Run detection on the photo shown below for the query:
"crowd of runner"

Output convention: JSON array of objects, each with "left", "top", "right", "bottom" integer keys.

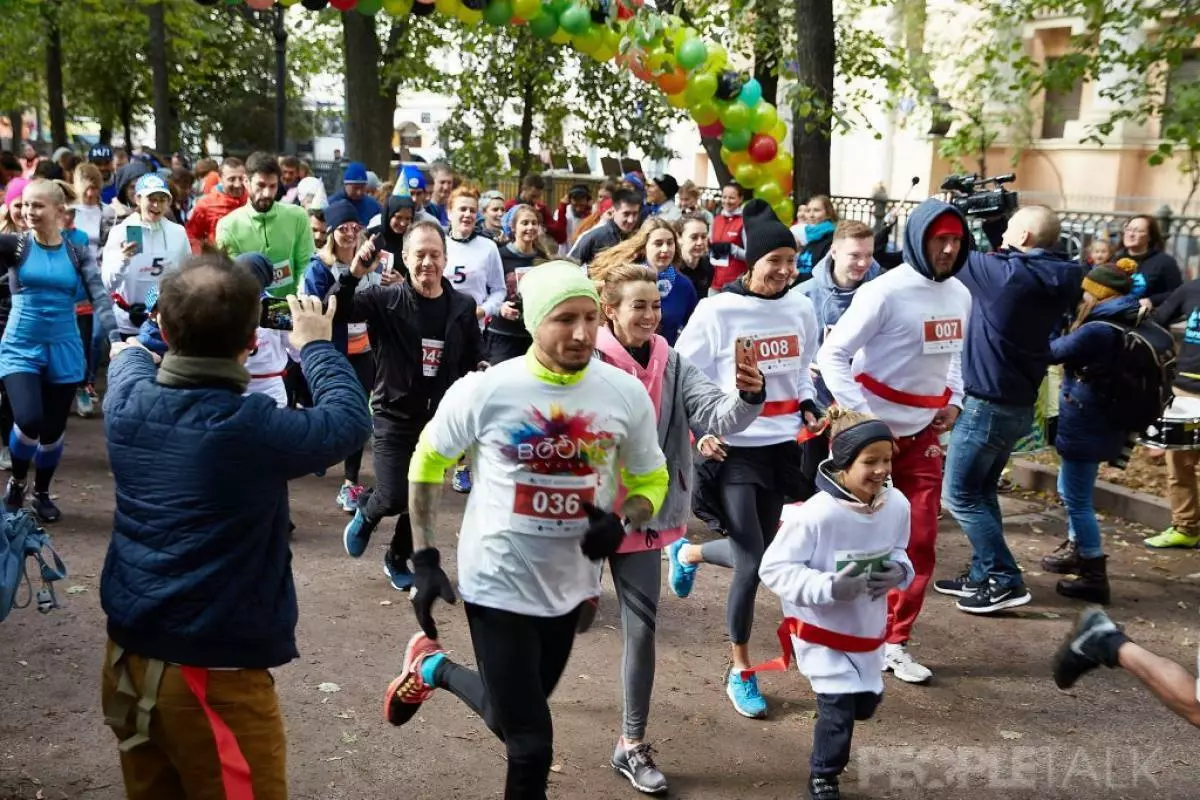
[{"left": 3, "top": 141, "right": 1200, "bottom": 800}]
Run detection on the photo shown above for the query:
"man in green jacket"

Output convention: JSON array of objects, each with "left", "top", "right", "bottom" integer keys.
[{"left": 216, "top": 151, "right": 314, "bottom": 298}]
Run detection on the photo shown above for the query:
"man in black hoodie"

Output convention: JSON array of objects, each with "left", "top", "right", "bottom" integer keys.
[
  {"left": 936, "top": 205, "right": 1082, "bottom": 615},
  {"left": 567, "top": 188, "right": 642, "bottom": 265},
  {"left": 335, "top": 221, "right": 482, "bottom": 590}
]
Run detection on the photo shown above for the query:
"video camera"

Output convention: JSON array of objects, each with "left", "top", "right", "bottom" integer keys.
[{"left": 940, "top": 173, "right": 1019, "bottom": 219}]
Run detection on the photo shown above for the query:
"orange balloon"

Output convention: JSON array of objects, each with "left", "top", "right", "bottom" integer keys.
[
  {"left": 657, "top": 66, "right": 687, "bottom": 95},
  {"left": 724, "top": 150, "right": 751, "bottom": 171}
]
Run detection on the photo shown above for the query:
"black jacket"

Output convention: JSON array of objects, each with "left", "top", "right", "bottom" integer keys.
[
  {"left": 1155, "top": 278, "right": 1200, "bottom": 394},
  {"left": 569, "top": 219, "right": 626, "bottom": 265},
  {"left": 1122, "top": 248, "right": 1182, "bottom": 306},
  {"left": 680, "top": 255, "right": 714, "bottom": 297},
  {"left": 333, "top": 274, "right": 482, "bottom": 431}
]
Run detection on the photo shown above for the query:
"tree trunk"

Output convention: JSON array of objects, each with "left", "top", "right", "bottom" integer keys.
[
  {"left": 148, "top": 2, "right": 173, "bottom": 153},
  {"left": 99, "top": 117, "right": 112, "bottom": 146},
  {"left": 273, "top": 5, "right": 288, "bottom": 153},
  {"left": 343, "top": 13, "right": 396, "bottom": 176},
  {"left": 792, "top": 0, "right": 835, "bottom": 200},
  {"left": 6, "top": 111, "right": 23, "bottom": 151},
  {"left": 120, "top": 97, "right": 134, "bottom": 150},
  {"left": 44, "top": 0, "right": 68, "bottom": 148},
  {"left": 702, "top": 137, "right": 733, "bottom": 187},
  {"left": 516, "top": 75, "right": 536, "bottom": 183},
  {"left": 752, "top": 0, "right": 781, "bottom": 107}
]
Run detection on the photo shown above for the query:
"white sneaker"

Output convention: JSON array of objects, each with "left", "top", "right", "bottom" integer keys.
[
  {"left": 0, "top": 447, "right": 11, "bottom": 471},
  {"left": 883, "top": 643, "right": 932, "bottom": 683}
]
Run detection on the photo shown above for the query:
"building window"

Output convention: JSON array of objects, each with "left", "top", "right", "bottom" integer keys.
[
  {"left": 1166, "top": 50, "right": 1200, "bottom": 109},
  {"left": 1040, "top": 57, "right": 1082, "bottom": 139},
  {"left": 420, "top": 112, "right": 432, "bottom": 124}
]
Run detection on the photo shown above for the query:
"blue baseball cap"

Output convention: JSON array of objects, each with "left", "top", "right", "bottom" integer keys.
[
  {"left": 87, "top": 144, "right": 113, "bottom": 162},
  {"left": 135, "top": 173, "right": 171, "bottom": 198},
  {"left": 396, "top": 164, "right": 426, "bottom": 193}
]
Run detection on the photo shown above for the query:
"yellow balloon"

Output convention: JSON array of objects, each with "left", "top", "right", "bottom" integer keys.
[
  {"left": 434, "top": 0, "right": 457, "bottom": 14},
  {"left": 593, "top": 45, "right": 616, "bottom": 62},
  {"left": 706, "top": 43, "right": 728, "bottom": 70},
  {"left": 725, "top": 150, "right": 751, "bottom": 171},
  {"left": 602, "top": 25, "right": 621, "bottom": 51},
  {"left": 772, "top": 198, "right": 795, "bottom": 223},
  {"left": 460, "top": 5, "right": 482, "bottom": 24},
  {"left": 279, "top": 0, "right": 300, "bottom": 6},
  {"left": 771, "top": 120, "right": 788, "bottom": 142},
  {"left": 573, "top": 28, "right": 602, "bottom": 54},
  {"left": 666, "top": 91, "right": 687, "bottom": 109},
  {"left": 646, "top": 46, "right": 670, "bottom": 73},
  {"left": 383, "top": 0, "right": 412, "bottom": 13}
]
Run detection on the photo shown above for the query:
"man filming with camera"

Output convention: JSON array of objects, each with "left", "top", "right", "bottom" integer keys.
[{"left": 935, "top": 191, "right": 1083, "bottom": 615}]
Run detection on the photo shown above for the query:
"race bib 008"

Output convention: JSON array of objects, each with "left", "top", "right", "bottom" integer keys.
[
  {"left": 511, "top": 472, "right": 597, "bottom": 537},
  {"left": 922, "top": 316, "right": 964, "bottom": 355},
  {"left": 747, "top": 331, "right": 802, "bottom": 375}
]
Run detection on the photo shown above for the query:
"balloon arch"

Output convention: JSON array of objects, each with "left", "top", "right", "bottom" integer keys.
[{"left": 222, "top": 0, "right": 796, "bottom": 221}]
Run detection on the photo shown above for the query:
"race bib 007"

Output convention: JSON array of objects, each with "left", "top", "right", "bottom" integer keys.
[
  {"left": 922, "top": 316, "right": 964, "bottom": 355},
  {"left": 511, "top": 472, "right": 597, "bottom": 537},
  {"left": 747, "top": 331, "right": 802, "bottom": 375}
]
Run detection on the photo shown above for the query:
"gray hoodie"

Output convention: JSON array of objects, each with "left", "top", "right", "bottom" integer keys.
[{"left": 796, "top": 251, "right": 883, "bottom": 348}]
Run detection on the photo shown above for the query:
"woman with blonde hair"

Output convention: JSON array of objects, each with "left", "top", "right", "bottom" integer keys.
[
  {"left": 0, "top": 178, "right": 29, "bottom": 235},
  {"left": 482, "top": 204, "right": 547, "bottom": 364},
  {"left": 591, "top": 216, "right": 697, "bottom": 345},
  {"left": 301, "top": 199, "right": 379, "bottom": 512},
  {"left": 592, "top": 261, "right": 763, "bottom": 794}
]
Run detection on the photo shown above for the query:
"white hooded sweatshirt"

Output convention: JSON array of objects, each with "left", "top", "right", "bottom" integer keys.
[{"left": 102, "top": 212, "right": 191, "bottom": 334}]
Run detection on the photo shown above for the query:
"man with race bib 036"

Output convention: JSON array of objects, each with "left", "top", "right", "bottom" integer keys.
[
  {"left": 380, "top": 261, "right": 668, "bottom": 800},
  {"left": 816, "top": 198, "right": 972, "bottom": 684}
]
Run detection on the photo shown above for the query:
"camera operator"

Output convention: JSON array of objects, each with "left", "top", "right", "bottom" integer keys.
[
  {"left": 936, "top": 204, "right": 1083, "bottom": 614},
  {"left": 100, "top": 253, "right": 372, "bottom": 798}
]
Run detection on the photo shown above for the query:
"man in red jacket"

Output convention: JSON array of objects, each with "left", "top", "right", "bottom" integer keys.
[{"left": 186, "top": 157, "right": 248, "bottom": 248}]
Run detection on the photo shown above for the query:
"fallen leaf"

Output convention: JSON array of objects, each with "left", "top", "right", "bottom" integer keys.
[
  {"left": 1180, "top": 601, "right": 1190, "bottom": 610},
  {"left": 1041, "top": 612, "right": 1061, "bottom": 620},
  {"left": 65, "top": 585, "right": 87, "bottom": 595},
  {"left": 317, "top": 682, "right": 341, "bottom": 693},
  {"left": 549, "top": 764, "right": 563, "bottom": 773},
  {"left": 999, "top": 730, "right": 1023, "bottom": 740},
  {"left": 379, "top": 600, "right": 393, "bottom": 606},
  {"left": 341, "top": 731, "right": 358, "bottom": 744},
  {"left": 17, "top": 660, "right": 27, "bottom": 667},
  {"left": 324, "top": 756, "right": 343, "bottom": 762}
]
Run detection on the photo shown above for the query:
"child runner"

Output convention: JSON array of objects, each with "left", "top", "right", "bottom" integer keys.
[{"left": 756, "top": 406, "right": 913, "bottom": 800}]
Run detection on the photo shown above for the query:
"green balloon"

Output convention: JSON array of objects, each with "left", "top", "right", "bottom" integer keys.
[
  {"left": 530, "top": 7, "right": 558, "bottom": 37},
  {"left": 734, "top": 162, "right": 763, "bottom": 188},
  {"left": 755, "top": 180, "right": 785, "bottom": 207},
  {"left": 752, "top": 103, "right": 779, "bottom": 134},
  {"left": 683, "top": 71, "right": 717, "bottom": 105},
  {"left": 722, "top": 126, "right": 752, "bottom": 151},
  {"left": 357, "top": 0, "right": 383, "bottom": 12},
  {"left": 676, "top": 37, "right": 707, "bottom": 71},
  {"left": 485, "top": 0, "right": 513, "bottom": 25},
  {"left": 689, "top": 99, "right": 719, "bottom": 126},
  {"left": 559, "top": 2, "right": 591, "bottom": 34},
  {"left": 721, "top": 102, "right": 751, "bottom": 131}
]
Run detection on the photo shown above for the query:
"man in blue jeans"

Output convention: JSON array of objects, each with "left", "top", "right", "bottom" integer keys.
[{"left": 935, "top": 205, "right": 1082, "bottom": 614}]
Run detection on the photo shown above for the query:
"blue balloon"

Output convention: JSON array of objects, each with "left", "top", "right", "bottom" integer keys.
[{"left": 739, "top": 78, "right": 763, "bottom": 108}]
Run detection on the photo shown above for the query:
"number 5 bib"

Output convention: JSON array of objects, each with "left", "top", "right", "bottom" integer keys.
[{"left": 511, "top": 472, "right": 598, "bottom": 537}]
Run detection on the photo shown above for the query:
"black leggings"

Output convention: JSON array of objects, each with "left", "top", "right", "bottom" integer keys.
[
  {"left": 342, "top": 351, "right": 375, "bottom": 484},
  {"left": 433, "top": 603, "right": 579, "bottom": 800},
  {"left": 4, "top": 374, "right": 76, "bottom": 491},
  {"left": 811, "top": 692, "right": 882, "bottom": 777},
  {"left": 699, "top": 482, "right": 786, "bottom": 644}
]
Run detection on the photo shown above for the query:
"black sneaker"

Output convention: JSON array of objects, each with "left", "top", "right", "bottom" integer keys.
[
  {"left": 611, "top": 742, "right": 668, "bottom": 795},
  {"left": 31, "top": 491, "right": 60, "bottom": 523},
  {"left": 576, "top": 596, "right": 599, "bottom": 633},
  {"left": 1053, "top": 606, "right": 1129, "bottom": 689},
  {"left": 932, "top": 572, "right": 982, "bottom": 598},
  {"left": 808, "top": 774, "right": 840, "bottom": 800},
  {"left": 955, "top": 577, "right": 1032, "bottom": 614},
  {"left": 4, "top": 478, "right": 25, "bottom": 513}
]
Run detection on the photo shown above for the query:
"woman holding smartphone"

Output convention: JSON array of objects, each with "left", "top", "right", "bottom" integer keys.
[
  {"left": 0, "top": 179, "right": 118, "bottom": 521},
  {"left": 672, "top": 199, "right": 822, "bottom": 720},
  {"left": 302, "top": 200, "right": 388, "bottom": 513},
  {"left": 482, "top": 204, "right": 546, "bottom": 364}
]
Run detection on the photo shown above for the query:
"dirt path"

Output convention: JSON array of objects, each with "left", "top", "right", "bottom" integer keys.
[{"left": 2, "top": 418, "right": 1197, "bottom": 799}]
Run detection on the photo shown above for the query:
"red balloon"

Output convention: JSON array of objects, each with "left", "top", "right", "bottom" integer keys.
[
  {"left": 748, "top": 133, "right": 778, "bottom": 164},
  {"left": 330, "top": 0, "right": 357, "bottom": 9},
  {"left": 698, "top": 121, "right": 724, "bottom": 138}
]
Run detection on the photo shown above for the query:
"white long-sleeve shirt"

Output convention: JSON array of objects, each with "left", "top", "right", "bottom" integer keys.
[
  {"left": 101, "top": 213, "right": 191, "bottom": 334},
  {"left": 759, "top": 483, "right": 913, "bottom": 695},
  {"left": 815, "top": 264, "right": 971, "bottom": 436},
  {"left": 675, "top": 288, "right": 819, "bottom": 447},
  {"left": 445, "top": 234, "right": 506, "bottom": 319},
  {"left": 245, "top": 328, "right": 290, "bottom": 408}
]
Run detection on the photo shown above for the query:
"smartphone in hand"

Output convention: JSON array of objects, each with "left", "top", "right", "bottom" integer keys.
[
  {"left": 125, "top": 225, "right": 143, "bottom": 255},
  {"left": 735, "top": 336, "right": 758, "bottom": 372}
]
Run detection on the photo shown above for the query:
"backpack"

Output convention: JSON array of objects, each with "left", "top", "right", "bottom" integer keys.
[
  {"left": 8, "top": 231, "right": 86, "bottom": 294},
  {"left": 1083, "top": 316, "right": 1177, "bottom": 432},
  {"left": 0, "top": 510, "right": 67, "bottom": 623}
]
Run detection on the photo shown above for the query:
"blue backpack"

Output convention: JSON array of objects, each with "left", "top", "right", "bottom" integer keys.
[{"left": 0, "top": 510, "right": 67, "bottom": 622}]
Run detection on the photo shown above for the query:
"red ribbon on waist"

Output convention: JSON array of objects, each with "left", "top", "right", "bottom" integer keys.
[
  {"left": 855, "top": 373, "right": 951, "bottom": 409},
  {"left": 740, "top": 617, "right": 886, "bottom": 679},
  {"left": 762, "top": 398, "right": 801, "bottom": 418},
  {"left": 250, "top": 370, "right": 288, "bottom": 380}
]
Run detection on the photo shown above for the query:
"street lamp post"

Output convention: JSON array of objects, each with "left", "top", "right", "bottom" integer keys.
[{"left": 274, "top": 4, "right": 288, "bottom": 153}]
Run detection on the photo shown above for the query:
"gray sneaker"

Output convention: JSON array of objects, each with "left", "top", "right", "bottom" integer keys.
[{"left": 611, "top": 741, "right": 668, "bottom": 795}]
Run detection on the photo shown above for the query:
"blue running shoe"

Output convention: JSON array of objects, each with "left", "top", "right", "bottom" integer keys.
[
  {"left": 667, "top": 538, "right": 697, "bottom": 598},
  {"left": 343, "top": 508, "right": 377, "bottom": 558},
  {"left": 384, "top": 551, "right": 414, "bottom": 591},
  {"left": 451, "top": 465, "right": 472, "bottom": 494},
  {"left": 726, "top": 667, "right": 768, "bottom": 719}
]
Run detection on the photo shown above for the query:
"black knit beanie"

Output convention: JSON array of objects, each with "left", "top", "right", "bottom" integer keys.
[{"left": 742, "top": 198, "right": 796, "bottom": 270}]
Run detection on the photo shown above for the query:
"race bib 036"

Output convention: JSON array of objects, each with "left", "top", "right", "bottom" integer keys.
[{"left": 511, "top": 472, "right": 597, "bottom": 537}]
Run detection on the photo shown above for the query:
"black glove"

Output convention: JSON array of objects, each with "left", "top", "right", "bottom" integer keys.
[
  {"left": 410, "top": 547, "right": 457, "bottom": 640},
  {"left": 580, "top": 502, "right": 626, "bottom": 561},
  {"left": 710, "top": 241, "right": 732, "bottom": 259}
]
